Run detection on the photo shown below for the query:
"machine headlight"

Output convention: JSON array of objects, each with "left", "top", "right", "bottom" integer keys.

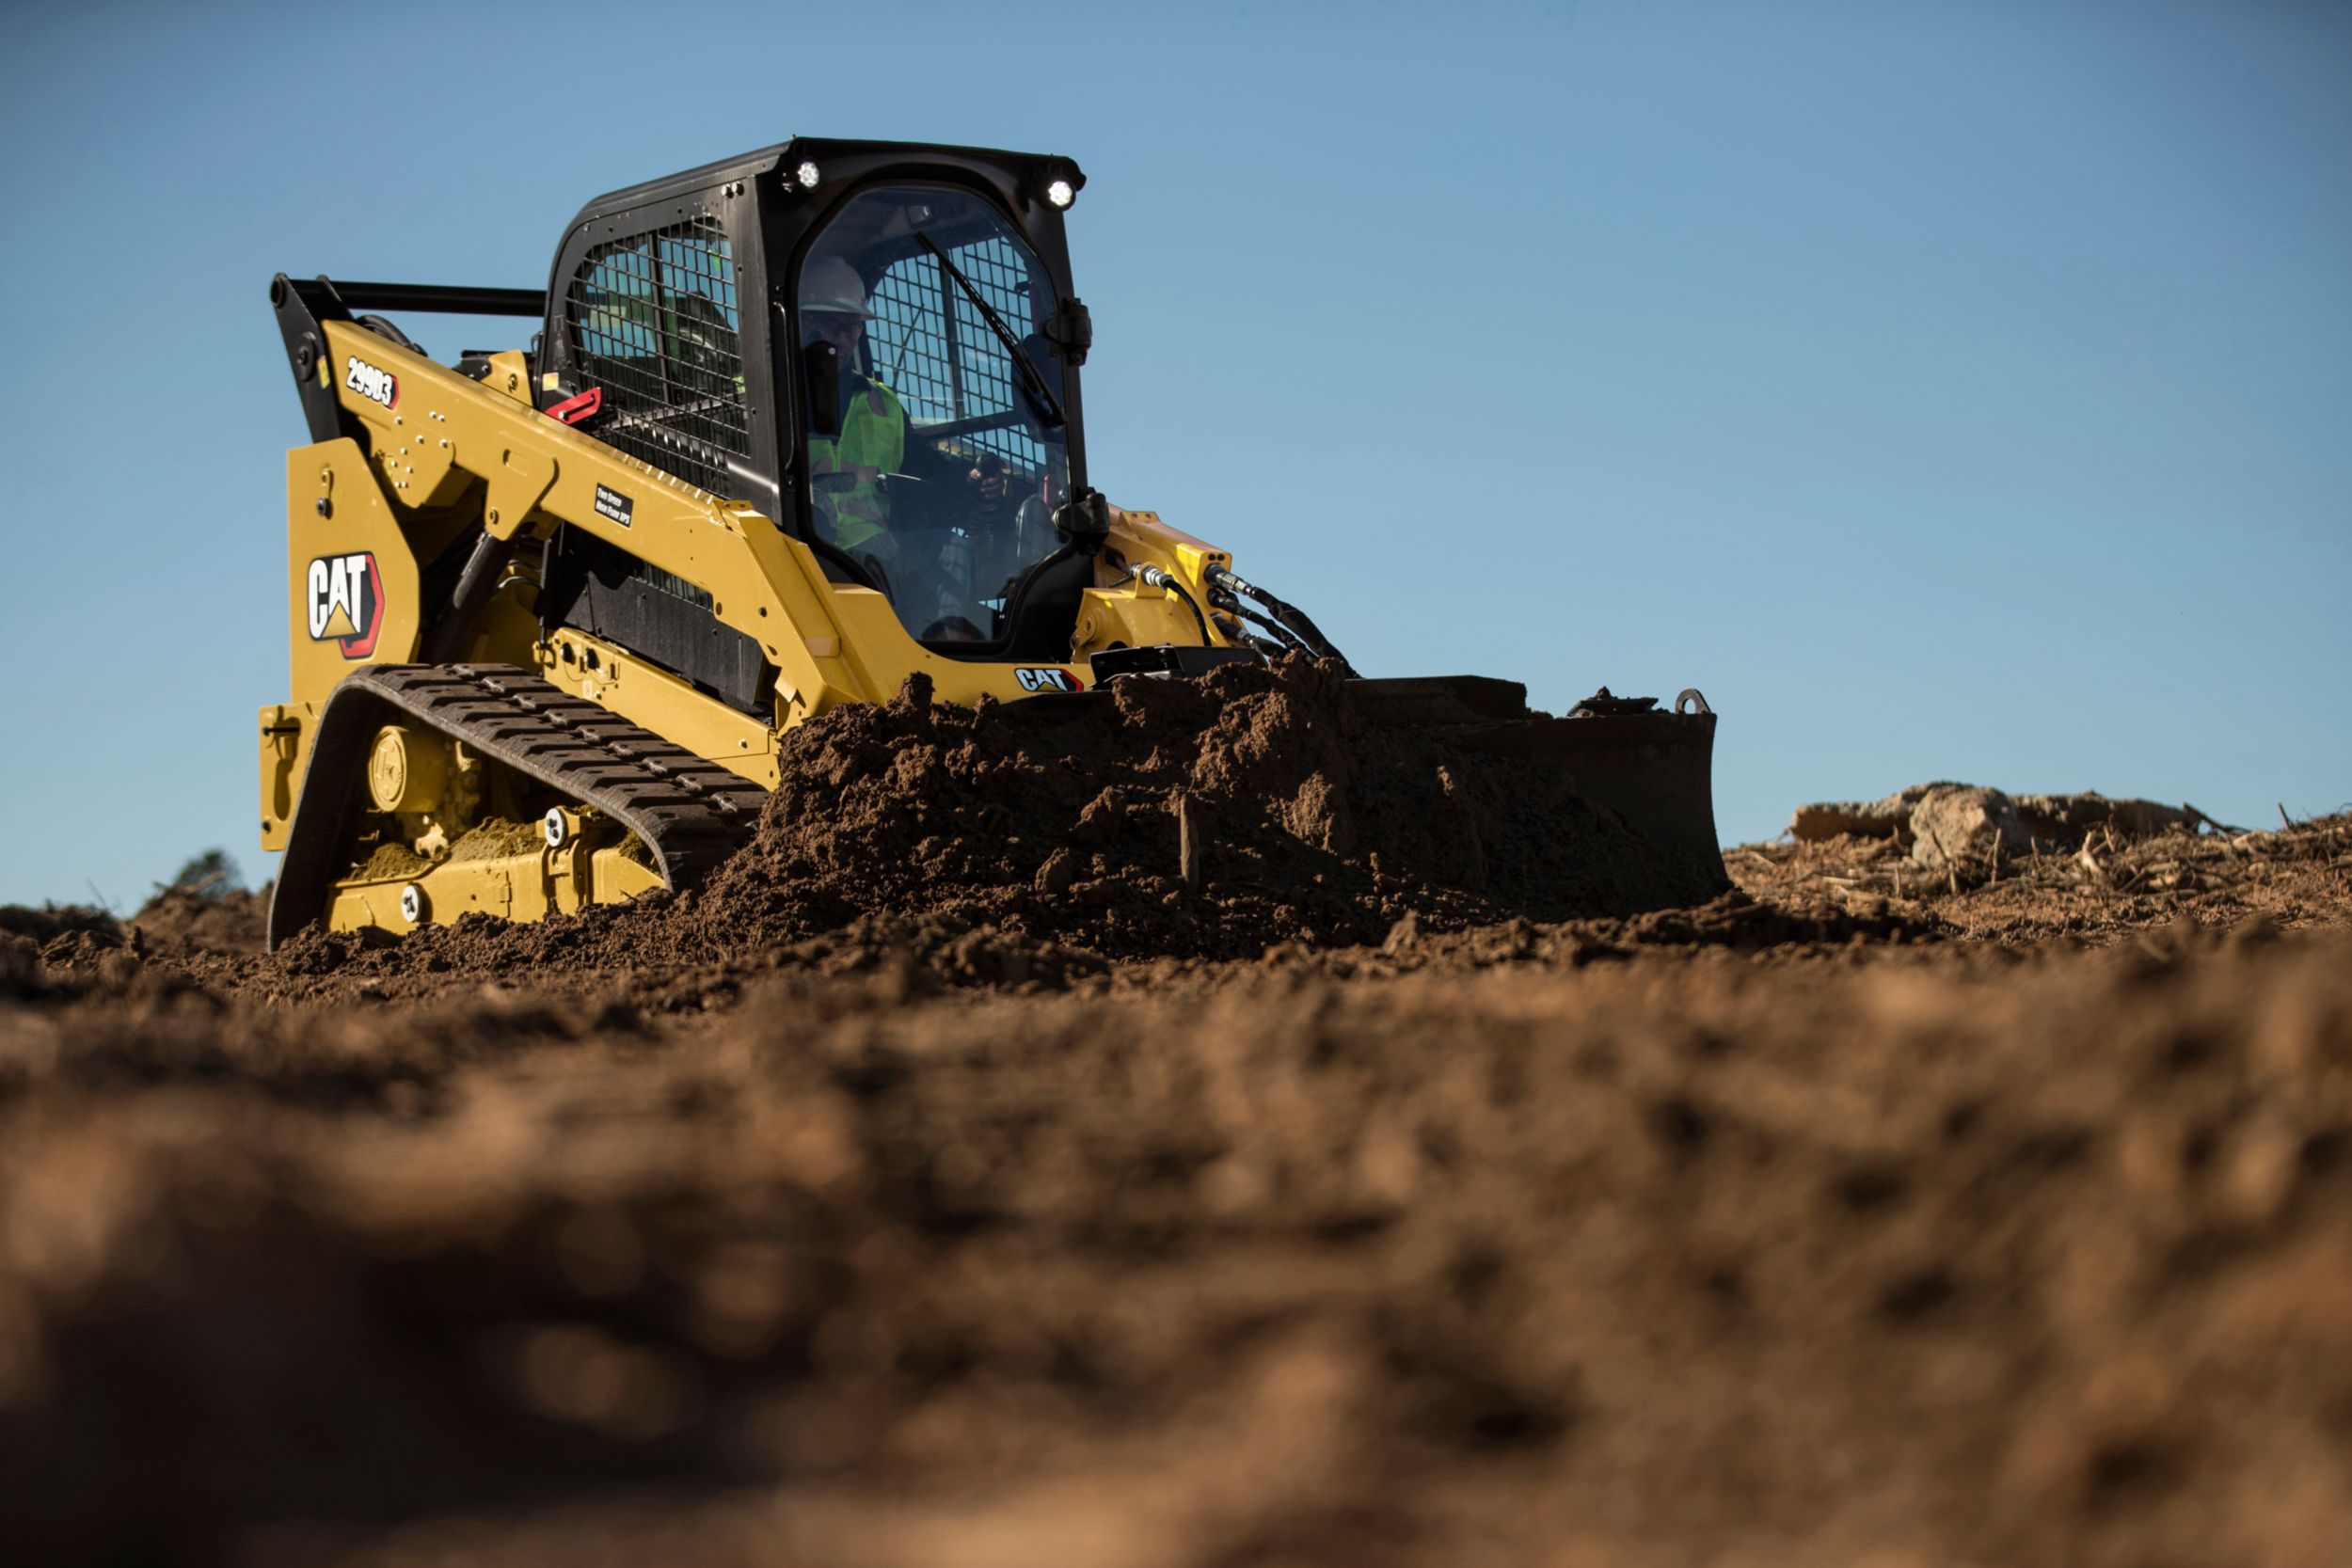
[
  {"left": 1045, "top": 178, "right": 1074, "bottom": 209},
  {"left": 796, "top": 161, "right": 821, "bottom": 189}
]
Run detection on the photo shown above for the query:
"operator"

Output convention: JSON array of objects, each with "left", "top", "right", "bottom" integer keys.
[{"left": 800, "top": 256, "right": 907, "bottom": 578}]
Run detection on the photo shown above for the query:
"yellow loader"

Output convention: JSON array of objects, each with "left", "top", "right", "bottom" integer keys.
[{"left": 259, "top": 138, "right": 1724, "bottom": 947}]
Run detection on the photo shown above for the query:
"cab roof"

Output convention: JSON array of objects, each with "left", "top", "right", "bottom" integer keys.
[{"left": 564, "top": 138, "right": 1082, "bottom": 230}]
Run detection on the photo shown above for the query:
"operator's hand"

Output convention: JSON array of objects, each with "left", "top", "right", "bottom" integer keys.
[{"left": 968, "top": 465, "right": 1008, "bottom": 503}]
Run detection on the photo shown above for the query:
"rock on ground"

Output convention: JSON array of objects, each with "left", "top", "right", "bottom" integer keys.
[{"left": 1792, "top": 783, "right": 2202, "bottom": 871}]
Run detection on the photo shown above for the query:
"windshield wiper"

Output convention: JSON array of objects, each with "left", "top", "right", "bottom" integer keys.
[{"left": 916, "top": 232, "right": 1067, "bottom": 430}]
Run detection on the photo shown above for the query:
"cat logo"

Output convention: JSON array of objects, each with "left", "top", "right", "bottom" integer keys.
[
  {"left": 306, "top": 551, "right": 384, "bottom": 658},
  {"left": 1013, "top": 666, "right": 1084, "bottom": 694}
]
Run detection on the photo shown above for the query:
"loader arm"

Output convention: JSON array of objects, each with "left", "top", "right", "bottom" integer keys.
[{"left": 300, "top": 310, "right": 880, "bottom": 718}]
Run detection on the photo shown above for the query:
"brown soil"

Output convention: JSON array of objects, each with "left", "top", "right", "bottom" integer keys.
[
  {"left": 251, "top": 659, "right": 1726, "bottom": 1006},
  {"left": 128, "top": 885, "right": 269, "bottom": 956},
  {"left": 1736, "top": 809, "right": 2352, "bottom": 942},
  {"left": 4, "top": 770, "right": 2349, "bottom": 1562}
]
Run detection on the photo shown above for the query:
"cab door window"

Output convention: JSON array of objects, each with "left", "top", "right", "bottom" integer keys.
[{"left": 798, "top": 185, "right": 1070, "bottom": 645}]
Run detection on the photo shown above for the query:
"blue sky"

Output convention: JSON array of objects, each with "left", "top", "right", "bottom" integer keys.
[{"left": 2, "top": 0, "right": 2345, "bottom": 907}]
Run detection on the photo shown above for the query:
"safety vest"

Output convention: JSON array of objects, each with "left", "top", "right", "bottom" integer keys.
[{"left": 809, "top": 377, "right": 906, "bottom": 553}]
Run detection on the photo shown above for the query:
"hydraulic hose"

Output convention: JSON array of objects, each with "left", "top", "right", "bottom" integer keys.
[
  {"left": 1209, "top": 589, "right": 1311, "bottom": 658},
  {"left": 1203, "top": 564, "right": 1358, "bottom": 677},
  {"left": 1203, "top": 605, "right": 1283, "bottom": 657},
  {"left": 1136, "top": 564, "right": 1211, "bottom": 645},
  {"left": 1216, "top": 614, "right": 1285, "bottom": 658},
  {"left": 1245, "top": 581, "right": 1346, "bottom": 667},
  {"left": 421, "top": 530, "right": 518, "bottom": 663}
]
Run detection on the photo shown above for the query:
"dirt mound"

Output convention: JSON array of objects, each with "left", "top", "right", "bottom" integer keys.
[
  {"left": 130, "top": 885, "right": 267, "bottom": 955},
  {"left": 0, "top": 903, "right": 116, "bottom": 946},
  {"left": 679, "top": 657, "right": 1723, "bottom": 955},
  {"left": 1739, "top": 809, "right": 2352, "bottom": 942},
  {"left": 6, "top": 921, "right": 2351, "bottom": 1567},
  {"left": 3, "top": 891, "right": 267, "bottom": 1005},
  {"left": 1791, "top": 782, "right": 2207, "bottom": 847},
  {"left": 271, "top": 658, "right": 1724, "bottom": 990},
  {"left": 1, "top": 906, "right": 141, "bottom": 1004}
]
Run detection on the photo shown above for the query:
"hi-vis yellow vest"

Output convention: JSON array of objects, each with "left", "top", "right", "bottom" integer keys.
[{"left": 810, "top": 377, "right": 906, "bottom": 552}]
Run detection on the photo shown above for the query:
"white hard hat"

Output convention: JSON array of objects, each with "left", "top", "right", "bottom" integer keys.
[{"left": 802, "top": 255, "right": 873, "bottom": 318}]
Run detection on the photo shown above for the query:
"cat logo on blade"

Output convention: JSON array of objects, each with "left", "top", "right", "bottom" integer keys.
[
  {"left": 593, "top": 483, "right": 634, "bottom": 528},
  {"left": 307, "top": 551, "right": 385, "bottom": 658},
  {"left": 344, "top": 355, "right": 397, "bottom": 408},
  {"left": 1014, "top": 667, "right": 1084, "bottom": 694}
]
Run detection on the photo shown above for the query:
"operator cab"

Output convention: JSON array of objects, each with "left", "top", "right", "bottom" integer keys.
[{"left": 538, "top": 139, "right": 1096, "bottom": 667}]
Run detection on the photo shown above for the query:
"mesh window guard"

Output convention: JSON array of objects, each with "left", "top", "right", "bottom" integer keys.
[
  {"left": 866, "top": 235, "right": 1054, "bottom": 478},
  {"left": 568, "top": 216, "right": 750, "bottom": 499}
]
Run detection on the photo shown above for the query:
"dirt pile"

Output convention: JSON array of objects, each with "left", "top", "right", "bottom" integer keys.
[
  {"left": 2, "top": 904, "right": 146, "bottom": 1004},
  {"left": 1740, "top": 809, "right": 2350, "bottom": 942},
  {"left": 130, "top": 885, "right": 267, "bottom": 956},
  {"left": 686, "top": 658, "right": 1724, "bottom": 952},
  {"left": 1790, "top": 782, "right": 2216, "bottom": 873},
  {"left": 4, "top": 921, "right": 2351, "bottom": 1566},
  {"left": 275, "top": 658, "right": 1725, "bottom": 989},
  {"left": 4, "top": 888, "right": 270, "bottom": 1005}
]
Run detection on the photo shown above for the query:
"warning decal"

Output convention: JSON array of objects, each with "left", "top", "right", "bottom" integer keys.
[{"left": 594, "top": 483, "right": 634, "bottom": 528}]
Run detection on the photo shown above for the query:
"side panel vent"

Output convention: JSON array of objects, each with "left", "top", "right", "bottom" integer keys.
[{"left": 542, "top": 528, "right": 776, "bottom": 718}]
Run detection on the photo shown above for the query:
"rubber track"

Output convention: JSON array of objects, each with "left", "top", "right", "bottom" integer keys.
[{"left": 267, "top": 663, "right": 771, "bottom": 949}]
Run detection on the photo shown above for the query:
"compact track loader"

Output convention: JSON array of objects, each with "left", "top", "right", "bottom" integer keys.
[{"left": 260, "top": 138, "right": 1725, "bottom": 947}]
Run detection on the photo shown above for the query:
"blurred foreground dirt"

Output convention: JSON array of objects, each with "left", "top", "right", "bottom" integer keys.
[{"left": 3, "top": 811, "right": 2348, "bottom": 1566}]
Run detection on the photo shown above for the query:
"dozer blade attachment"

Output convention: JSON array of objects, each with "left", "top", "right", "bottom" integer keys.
[
  {"left": 1000, "top": 667, "right": 1728, "bottom": 918},
  {"left": 1351, "top": 675, "right": 1731, "bottom": 909}
]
